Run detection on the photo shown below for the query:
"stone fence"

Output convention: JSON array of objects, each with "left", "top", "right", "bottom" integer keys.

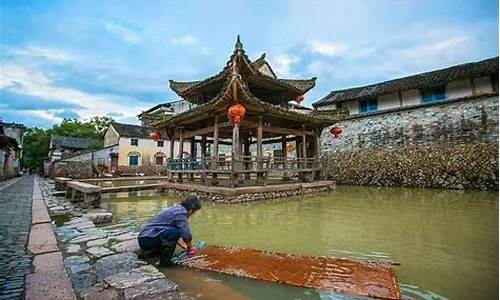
[{"left": 324, "top": 142, "right": 498, "bottom": 191}]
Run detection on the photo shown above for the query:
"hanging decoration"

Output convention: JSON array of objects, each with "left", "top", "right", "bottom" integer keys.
[
  {"left": 228, "top": 103, "right": 246, "bottom": 126},
  {"left": 330, "top": 125, "right": 342, "bottom": 138},
  {"left": 150, "top": 130, "right": 161, "bottom": 141},
  {"left": 294, "top": 94, "right": 304, "bottom": 104}
]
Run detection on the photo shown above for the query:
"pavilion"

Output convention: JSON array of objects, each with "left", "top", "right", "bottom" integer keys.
[{"left": 142, "top": 37, "right": 343, "bottom": 189}]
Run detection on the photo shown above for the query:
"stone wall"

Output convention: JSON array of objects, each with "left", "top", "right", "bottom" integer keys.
[
  {"left": 321, "top": 96, "right": 499, "bottom": 190},
  {"left": 324, "top": 143, "right": 498, "bottom": 190},
  {"left": 322, "top": 96, "right": 498, "bottom": 152},
  {"left": 53, "top": 160, "right": 94, "bottom": 179},
  {"left": 159, "top": 184, "right": 335, "bottom": 203}
]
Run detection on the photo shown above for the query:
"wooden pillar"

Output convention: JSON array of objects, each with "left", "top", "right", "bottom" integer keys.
[
  {"left": 231, "top": 124, "right": 241, "bottom": 186},
  {"left": 213, "top": 117, "right": 219, "bottom": 158},
  {"left": 178, "top": 127, "right": 184, "bottom": 182},
  {"left": 244, "top": 136, "right": 251, "bottom": 180},
  {"left": 256, "top": 116, "right": 263, "bottom": 183},
  {"left": 281, "top": 135, "right": 289, "bottom": 181},
  {"left": 201, "top": 136, "right": 207, "bottom": 158},
  {"left": 169, "top": 137, "right": 175, "bottom": 159},
  {"left": 189, "top": 137, "right": 195, "bottom": 181},
  {"left": 168, "top": 134, "right": 175, "bottom": 181},
  {"left": 314, "top": 131, "right": 322, "bottom": 180},
  {"left": 212, "top": 117, "right": 219, "bottom": 184},
  {"left": 302, "top": 125, "right": 307, "bottom": 165},
  {"left": 300, "top": 126, "right": 307, "bottom": 182}
]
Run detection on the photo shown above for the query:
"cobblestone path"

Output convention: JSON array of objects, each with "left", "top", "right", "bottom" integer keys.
[{"left": 0, "top": 176, "right": 34, "bottom": 300}]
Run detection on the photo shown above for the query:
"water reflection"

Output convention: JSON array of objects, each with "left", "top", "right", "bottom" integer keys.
[{"left": 100, "top": 186, "right": 498, "bottom": 300}]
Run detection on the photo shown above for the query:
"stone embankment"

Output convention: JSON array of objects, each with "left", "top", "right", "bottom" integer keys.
[
  {"left": 158, "top": 184, "right": 334, "bottom": 203},
  {"left": 324, "top": 143, "right": 498, "bottom": 190},
  {"left": 37, "top": 178, "right": 195, "bottom": 300}
]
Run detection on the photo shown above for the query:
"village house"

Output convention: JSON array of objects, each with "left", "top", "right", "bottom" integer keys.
[
  {"left": 314, "top": 57, "right": 498, "bottom": 117},
  {"left": 103, "top": 122, "right": 190, "bottom": 172},
  {"left": 48, "top": 135, "right": 98, "bottom": 162},
  {"left": 313, "top": 57, "right": 498, "bottom": 190},
  {"left": 138, "top": 99, "right": 194, "bottom": 126},
  {"left": 0, "top": 122, "right": 25, "bottom": 180}
]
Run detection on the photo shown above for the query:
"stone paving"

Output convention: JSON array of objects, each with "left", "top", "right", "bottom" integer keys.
[
  {"left": 0, "top": 176, "right": 33, "bottom": 300},
  {"left": 39, "top": 178, "right": 195, "bottom": 300}
]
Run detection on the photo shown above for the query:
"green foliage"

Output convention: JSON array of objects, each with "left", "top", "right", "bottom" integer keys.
[
  {"left": 21, "top": 117, "right": 115, "bottom": 171},
  {"left": 21, "top": 128, "right": 51, "bottom": 172}
]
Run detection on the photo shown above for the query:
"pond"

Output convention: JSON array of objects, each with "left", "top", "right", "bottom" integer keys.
[{"left": 100, "top": 186, "right": 498, "bottom": 300}]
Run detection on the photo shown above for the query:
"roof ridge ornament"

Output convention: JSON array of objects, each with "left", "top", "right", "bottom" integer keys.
[{"left": 235, "top": 34, "right": 243, "bottom": 50}]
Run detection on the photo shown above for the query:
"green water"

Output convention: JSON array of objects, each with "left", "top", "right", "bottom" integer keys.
[{"left": 100, "top": 186, "right": 499, "bottom": 300}]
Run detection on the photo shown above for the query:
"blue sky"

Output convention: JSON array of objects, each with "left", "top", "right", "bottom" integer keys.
[{"left": 1, "top": 0, "right": 498, "bottom": 128}]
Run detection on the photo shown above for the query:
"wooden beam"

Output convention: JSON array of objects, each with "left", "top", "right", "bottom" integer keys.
[
  {"left": 262, "top": 125, "right": 315, "bottom": 137},
  {"left": 182, "top": 122, "right": 232, "bottom": 139},
  {"left": 246, "top": 136, "right": 295, "bottom": 145},
  {"left": 193, "top": 138, "right": 232, "bottom": 146}
]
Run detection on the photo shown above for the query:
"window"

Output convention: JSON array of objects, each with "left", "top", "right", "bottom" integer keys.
[
  {"left": 359, "top": 98, "right": 378, "bottom": 113},
  {"left": 157, "top": 140, "right": 164, "bottom": 147},
  {"left": 129, "top": 155, "right": 139, "bottom": 166},
  {"left": 154, "top": 152, "right": 165, "bottom": 165},
  {"left": 421, "top": 86, "right": 446, "bottom": 103},
  {"left": 130, "top": 138, "right": 138, "bottom": 146}
]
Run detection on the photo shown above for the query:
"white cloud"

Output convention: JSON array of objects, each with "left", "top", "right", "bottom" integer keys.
[
  {"left": 21, "top": 109, "right": 64, "bottom": 123},
  {"left": 309, "top": 40, "right": 347, "bottom": 57},
  {"left": 171, "top": 34, "right": 198, "bottom": 46},
  {"left": 306, "top": 60, "right": 325, "bottom": 74},
  {"left": 7, "top": 46, "right": 74, "bottom": 62},
  {"left": 268, "top": 54, "right": 301, "bottom": 77},
  {"left": 1, "top": 63, "right": 148, "bottom": 122},
  {"left": 398, "top": 36, "right": 470, "bottom": 66},
  {"left": 104, "top": 21, "right": 141, "bottom": 45}
]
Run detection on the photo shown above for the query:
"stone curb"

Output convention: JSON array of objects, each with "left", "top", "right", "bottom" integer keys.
[{"left": 25, "top": 176, "right": 77, "bottom": 300}]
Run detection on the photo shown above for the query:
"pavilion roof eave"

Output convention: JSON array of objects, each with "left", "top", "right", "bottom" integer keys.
[{"left": 156, "top": 94, "right": 336, "bottom": 131}]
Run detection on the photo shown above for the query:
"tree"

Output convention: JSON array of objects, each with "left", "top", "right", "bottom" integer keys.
[
  {"left": 21, "top": 128, "right": 51, "bottom": 172},
  {"left": 89, "top": 116, "right": 114, "bottom": 137},
  {"left": 21, "top": 116, "right": 115, "bottom": 171}
]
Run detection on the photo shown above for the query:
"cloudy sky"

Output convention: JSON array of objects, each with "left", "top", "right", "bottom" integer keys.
[{"left": 1, "top": 0, "right": 498, "bottom": 128}]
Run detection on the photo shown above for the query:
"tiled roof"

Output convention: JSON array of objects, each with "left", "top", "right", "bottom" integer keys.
[
  {"left": 313, "top": 56, "right": 499, "bottom": 107},
  {"left": 0, "top": 135, "right": 19, "bottom": 150},
  {"left": 169, "top": 36, "right": 316, "bottom": 103},
  {"left": 110, "top": 122, "right": 153, "bottom": 138},
  {"left": 50, "top": 135, "right": 96, "bottom": 150}
]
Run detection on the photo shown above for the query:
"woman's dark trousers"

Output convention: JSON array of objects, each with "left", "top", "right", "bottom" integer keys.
[{"left": 138, "top": 227, "right": 180, "bottom": 266}]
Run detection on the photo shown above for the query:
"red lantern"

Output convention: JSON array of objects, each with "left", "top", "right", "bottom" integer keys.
[
  {"left": 228, "top": 103, "right": 246, "bottom": 126},
  {"left": 150, "top": 130, "right": 161, "bottom": 141},
  {"left": 330, "top": 125, "right": 342, "bottom": 138},
  {"left": 295, "top": 94, "right": 304, "bottom": 104}
]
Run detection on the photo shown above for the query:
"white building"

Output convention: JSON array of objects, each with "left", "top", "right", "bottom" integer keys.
[{"left": 313, "top": 57, "right": 499, "bottom": 115}]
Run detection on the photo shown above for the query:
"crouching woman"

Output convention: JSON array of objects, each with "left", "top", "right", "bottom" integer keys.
[{"left": 138, "top": 195, "right": 201, "bottom": 266}]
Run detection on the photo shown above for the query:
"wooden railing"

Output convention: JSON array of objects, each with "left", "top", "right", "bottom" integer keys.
[{"left": 166, "top": 155, "right": 322, "bottom": 187}]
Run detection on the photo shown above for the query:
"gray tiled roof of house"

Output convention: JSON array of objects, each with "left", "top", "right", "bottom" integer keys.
[
  {"left": 50, "top": 135, "right": 97, "bottom": 150},
  {"left": 0, "top": 135, "right": 19, "bottom": 150},
  {"left": 313, "top": 56, "right": 499, "bottom": 107},
  {"left": 111, "top": 122, "right": 152, "bottom": 138}
]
